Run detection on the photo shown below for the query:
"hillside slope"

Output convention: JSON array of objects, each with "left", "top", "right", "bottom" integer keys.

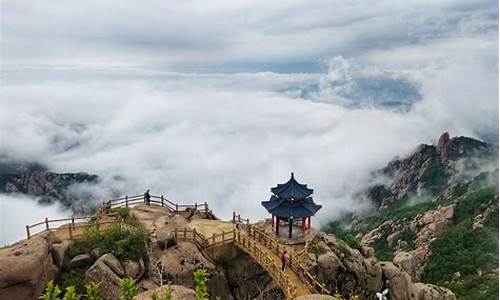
[{"left": 325, "top": 133, "right": 499, "bottom": 299}]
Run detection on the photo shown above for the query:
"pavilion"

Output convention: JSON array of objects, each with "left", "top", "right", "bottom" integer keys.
[{"left": 261, "top": 172, "right": 322, "bottom": 238}]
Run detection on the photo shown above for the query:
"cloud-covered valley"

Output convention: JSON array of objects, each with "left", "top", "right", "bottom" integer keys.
[{"left": 0, "top": 0, "right": 498, "bottom": 244}]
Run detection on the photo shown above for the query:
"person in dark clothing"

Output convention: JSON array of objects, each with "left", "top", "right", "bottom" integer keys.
[
  {"left": 280, "top": 249, "right": 289, "bottom": 271},
  {"left": 144, "top": 189, "right": 151, "bottom": 205}
]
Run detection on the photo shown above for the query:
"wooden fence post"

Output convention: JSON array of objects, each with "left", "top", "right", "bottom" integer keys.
[
  {"left": 69, "top": 225, "right": 73, "bottom": 240},
  {"left": 174, "top": 228, "right": 178, "bottom": 240},
  {"left": 125, "top": 195, "right": 129, "bottom": 208},
  {"left": 212, "top": 233, "right": 215, "bottom": 245},
  {"left": 204, "top": 201, "right": 207, "bottom": 211},
  {"left": 45, "top": 217, "right": 49, "bottom": 230},
  {"left": 26, "top": 225, "right": 30, "bottom": 239},
  {"left": 195, "top": 203, "right": 198, "bottom": 210},
  {"left": 232, "top": 212, "right": 236, "bottom": 223},
  {"left": 161, "top": 195, "right": 164, "bottom": 206},
  {"left": 175, "top": 203, "right": 178, "bottom": 211},
  {"left": 71, "top": 216, "right": 75, "bottom": 229}
]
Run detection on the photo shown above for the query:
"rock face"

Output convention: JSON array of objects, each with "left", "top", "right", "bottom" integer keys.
[
  {"left": 134, "top": 285, "right": 197, "bottom": 300},
  {"left": 156, "top": 214, "right": 188, "bottom": 249},
  {"left": 85, "top": 254, "right": 124, "bottom": 300},
  {"left": 157, "top": 241, "right": 233, "bottom": 300},
  {"left": 224, "top": 248, "right": 284, "bottom": 300},
  {"left": 366, "top": 133, "right": 495, "bottom": 210},
  {"left": 304, "top": 233, "right": 455, "bottom": 300},
  {"left": 0, "top": 161, "right": 98, "bottom": 213},
  {"left": 0, "top": 232, "right": 59, "bottom": 300}
]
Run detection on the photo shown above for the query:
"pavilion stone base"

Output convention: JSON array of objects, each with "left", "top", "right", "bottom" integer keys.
[{"left": 257, "top": 220, "right": 318, "bottom": 245}]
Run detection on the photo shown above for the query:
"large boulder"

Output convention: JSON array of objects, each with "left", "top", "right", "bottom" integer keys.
[
  {"left": 393, "top": 252, "right": 417, "bottom": 280},
  {"left": 413, "top": 283, "right": 456, "bottom": 300},
  {"left": 157, "top": 241, "right": 233, "bottom": 299},
  {"left": 380, "top": 262, "right": 415, "bottom": 300},
  {"left": 123, "top": 258, "right": 145, "bottom": 279},
  {"left": 51, "top": 240, "right": 73, "bottom": 269},
  {"left": 85, "top": 253, "right": 124, "bottom": 300},
  {"left": 0, "top": 232, "right": 59, "bottom": 300},
  {"left": 69, "top": 253, "right": 93, "bottom": 269},
  {"left": 134, "top": 285, "right": 196, "bottom": 300},
  {"left": 156, "top": 214, "right": 188, "bottom": 249}
]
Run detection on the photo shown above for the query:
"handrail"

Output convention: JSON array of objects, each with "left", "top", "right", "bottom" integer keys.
[
  {"left": 25, "top": 193, "right": 209, "bottom": 240},
  {"left": 232, "top": 212, "right": 331, "bottom": 296}
]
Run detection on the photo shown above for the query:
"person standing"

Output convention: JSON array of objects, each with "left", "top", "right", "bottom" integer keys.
[
  {"left": 280, "top": 249, "right": 289, "bottom": 271},
  {"left": 144, "top": 189, "right": 151, "bottom": 205}
]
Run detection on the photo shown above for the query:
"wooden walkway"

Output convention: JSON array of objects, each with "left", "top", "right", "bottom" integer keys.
[{"left": 23, "top": 196, "right": 330, "bottom": 300}]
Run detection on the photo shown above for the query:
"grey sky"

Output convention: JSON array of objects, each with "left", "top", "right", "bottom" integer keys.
[{"left": 2, "top": 0, "right": 497, "bottom": 71}]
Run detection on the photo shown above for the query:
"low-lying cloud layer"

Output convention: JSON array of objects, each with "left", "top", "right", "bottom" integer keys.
[
  {"left": 0, "top": 0, "right": 498, "bottom": 234},
  {"left": 0, "top": 194, "right": 69, "bottom": 245},
  {"left": 1, "top": 55, "right": 498, "bottom": 226}
]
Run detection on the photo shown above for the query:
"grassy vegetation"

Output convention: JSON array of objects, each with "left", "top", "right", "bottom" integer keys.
[
  {"left": 81, "top": 223, "right": 149, "bottom": 261},
  {"left": 55, "top": 222, "right": 149, "bottom": 295},
  {"left": 323, "top": 220, "right": 361, "bottom": 250},
  {"left": 422, "top": 187, "right": 499, "bottom": 299}
]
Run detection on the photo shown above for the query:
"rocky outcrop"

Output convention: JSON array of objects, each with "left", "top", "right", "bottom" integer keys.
[
  {"left": 0, "top": 161, "right": 98, "bottom": 213},
  {"left": 85, "top": 254, "right": 124, "bottom": 300},
  {"left": 224, "top": 248, "right": 284, "bottom": 300},
  {"left": 366, "top": 133, "right": 496, "bottom": 211},
  {"left": 134, "top": 285, "right": 196, "bottom": 300},
  {"left": 123, "top": 258, "right": 145, "bottom": 279},
  {"left": 156, "top": 214, "right": 188, "bottom": 249},
  {"left": 69, "top": 253, "right": 93, "bottom": 269},
  {"left": 0, "top": 232, "right": 59, "bottom": 300},
  {"left": 157, "top": 241, "right": 233, "bottom": 299},
  {"left": 304, "top": 233, "right": 455, "bottom": 300}
]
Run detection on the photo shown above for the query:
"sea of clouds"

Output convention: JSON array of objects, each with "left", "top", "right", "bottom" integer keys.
[{"left": 1, "top": 0, "right": 498, "bottom": 244}]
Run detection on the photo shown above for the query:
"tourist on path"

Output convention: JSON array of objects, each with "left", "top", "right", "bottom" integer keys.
[
  {"left": 280, "top": 249, "right": 289, "bottom": 271},
  {"left": 144, "top": 189, "right": 151, "bottom": 205}
]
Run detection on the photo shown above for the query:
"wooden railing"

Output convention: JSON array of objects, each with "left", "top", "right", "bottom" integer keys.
[
  {"left": 25, "top": 193, "right": 209, "bottom": 240},
  {"left": 232, "top": 213, "right": 331, "bottom": 296}
]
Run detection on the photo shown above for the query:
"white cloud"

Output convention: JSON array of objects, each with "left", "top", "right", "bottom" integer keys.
[{"left": 0, "top": 194, "right": 69, "bottom": 245}]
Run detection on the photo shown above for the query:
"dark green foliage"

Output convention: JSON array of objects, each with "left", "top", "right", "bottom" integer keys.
[
  {"left": 453, "top": 187, "right": 498, "bottom": 224},
  {"left": 323, "top": 220, "right": 361, "bottom": 250},
  {"left": 371, "top": 235, "right": 394, "bottom": 262},
  {"left": 446, "top": 274, "right": 498, "bottom": 300},
  {"left": 368, "top": 185, "right": 392, "bottom": 206},
  {"left": 399, "top": 228, "right": 416, "bottom": 251},
  {"left": 82, "top": 223, "right": 149, "bottom": 261},
  {"left": 422, "top": 190, "right": 499, "bottom": 299},
  {"left": 55, "top": 269, "right": 86, "bottom": 296},
  {"left": 39, "top": 280, "right": 61, "bottom": 300}
]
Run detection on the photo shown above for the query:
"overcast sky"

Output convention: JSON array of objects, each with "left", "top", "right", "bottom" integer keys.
[{"left": 0, "top": 0, "right": 498, "bottom": 242}]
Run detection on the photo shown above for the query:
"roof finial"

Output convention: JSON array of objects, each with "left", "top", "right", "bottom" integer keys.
[{"left": 291, "top": 172, "right": 294, "bottom": 179}]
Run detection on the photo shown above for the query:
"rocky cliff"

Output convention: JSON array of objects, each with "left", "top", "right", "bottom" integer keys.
[
  {"left": 326, "top": 133, "right": 499, "bottom": 299},
  {"left": 0, "top": 160, "right": 98, "bottom": 213}
]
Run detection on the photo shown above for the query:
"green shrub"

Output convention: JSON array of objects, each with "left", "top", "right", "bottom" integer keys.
[
  {"left": 193, "top": 268, "right": 209, "bottom": 300},
  {"left": 114, "top": 207, "right": 134, "bottom": 224},
  {"left": 39, "top": 280, "right": 61, "bottom": 300},
  {"left": 55, "top": 268, "right": 86, "bottom": 296},
  {"left": 119, "top": 277, "right": 139, "bottom": 300},
  {"left": 85, "top": 282, "right": 103, "bottom": 300},
  {"left": 62, "top": 286, "right": 76, "bottom": 300},
  {"left": 399, "top": 228, "right": 416, "bottom": 251},
  {"left": 454, "top": 187, "right": 497, "bottom": 224},
  {"left": 82, "top": 223, "right": 149, "bottom": 261}
]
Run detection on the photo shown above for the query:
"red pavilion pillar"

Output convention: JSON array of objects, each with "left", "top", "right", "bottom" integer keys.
[
  {"left": 301, "top": 218, "right": 306, "bottom": 234},
  {"left": 271, "top": 215, "right": 275, "bottom": 228},
  {"left": 307, "top": 216, "right": 311, "bottom": 230}
]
